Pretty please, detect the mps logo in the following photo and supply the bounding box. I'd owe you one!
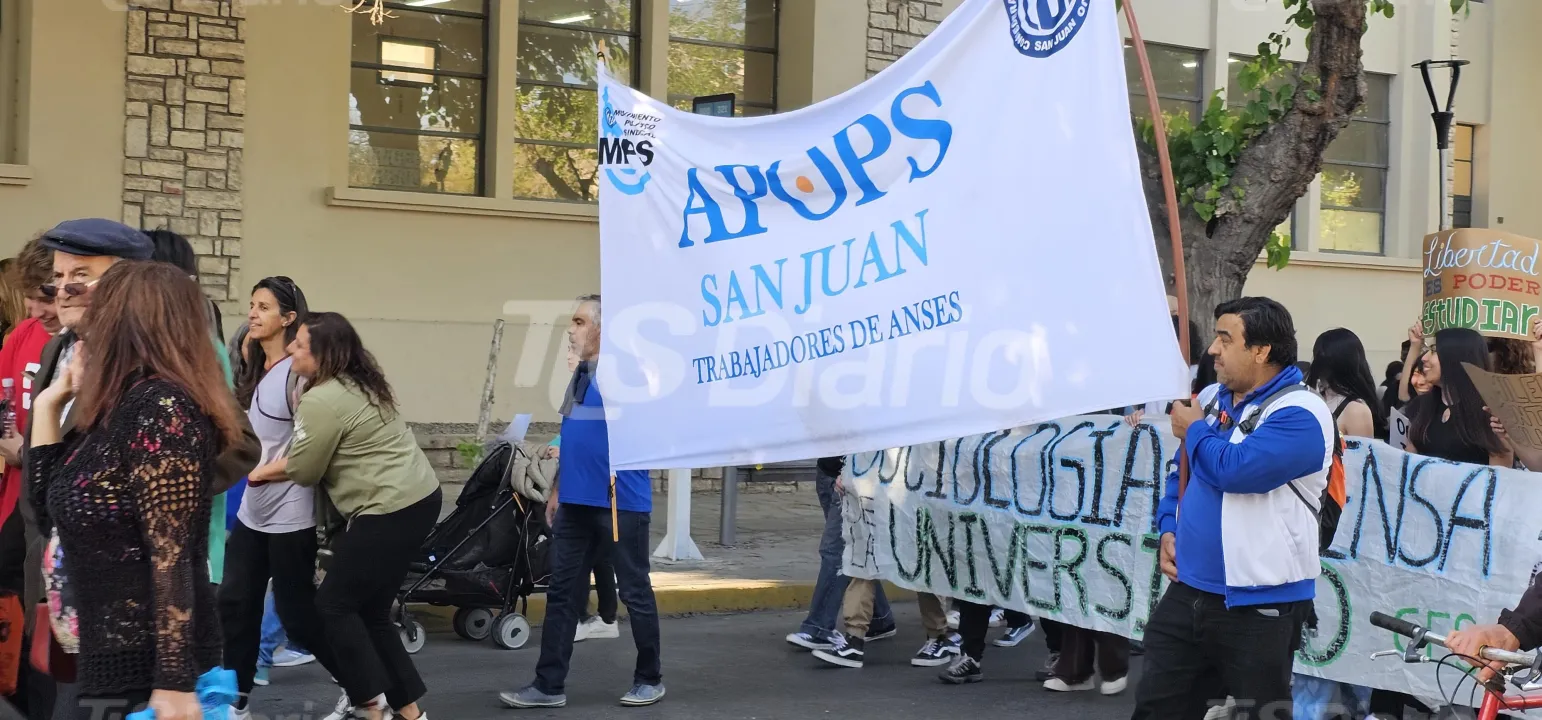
[600,87,654,196]
[1003,0,1090,58]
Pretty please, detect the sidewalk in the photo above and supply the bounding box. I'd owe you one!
[416,483,914,628]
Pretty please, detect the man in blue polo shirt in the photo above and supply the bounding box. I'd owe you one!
[502,294,664,710]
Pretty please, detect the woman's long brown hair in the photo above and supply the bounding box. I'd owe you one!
[75,261,243,446]
[301,312,397,415]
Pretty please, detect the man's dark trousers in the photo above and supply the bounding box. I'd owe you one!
[534,504,662,695]
[1131,582,1306,720]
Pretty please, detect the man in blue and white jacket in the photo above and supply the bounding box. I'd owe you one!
[1131,297,1335,720]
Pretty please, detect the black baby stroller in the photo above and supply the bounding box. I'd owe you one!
[394,441,552,652]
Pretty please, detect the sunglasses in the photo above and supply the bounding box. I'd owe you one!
[39,277,101,299]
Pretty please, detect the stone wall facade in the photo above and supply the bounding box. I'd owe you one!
[122,0,245,301]
[866,0,946,78]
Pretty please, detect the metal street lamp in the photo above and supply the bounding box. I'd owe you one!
[1413,59,1471,231]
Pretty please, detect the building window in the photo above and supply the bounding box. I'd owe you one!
[348,1,489,196]
[1225,56,1296,248]
[0,0,16,164]
[513,0,641,202]
[378,38,438,87]
[1453,123,1476,229]
[1125,42,1204,126]
[667,0,778,117]
[1319,74,1391,254]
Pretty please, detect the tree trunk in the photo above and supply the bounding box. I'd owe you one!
[1139,0,1371,345]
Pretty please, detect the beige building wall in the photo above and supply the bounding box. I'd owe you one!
[241,3,594,425]
[0,0,125,238]
[1,0,1537,425]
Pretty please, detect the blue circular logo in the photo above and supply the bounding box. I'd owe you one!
[1003,0,1090,58]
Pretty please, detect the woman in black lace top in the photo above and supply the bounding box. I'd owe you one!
[29,262,243,720]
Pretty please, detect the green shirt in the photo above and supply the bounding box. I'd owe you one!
[287,379,437,519]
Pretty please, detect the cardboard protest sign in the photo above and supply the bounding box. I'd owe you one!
[1387,406,1410,451]
[1422,229,1542,340]
[1465,362,1542,452]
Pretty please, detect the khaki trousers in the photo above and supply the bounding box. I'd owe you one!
[840,579,947,638]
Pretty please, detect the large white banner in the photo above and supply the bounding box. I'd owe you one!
[595,0,1188,470]
[843,418,1539,702]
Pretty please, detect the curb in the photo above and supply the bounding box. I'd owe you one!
[409,581,918,630]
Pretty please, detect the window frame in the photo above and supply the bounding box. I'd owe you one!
[666,0,780,116]
[1125,40,1205,126]
[1453,122,1476,229]
[375,35,441,89]
[347,0,491,196]
[511,1,643,202]
[1318,72,1392,256]
[0,0,17,165]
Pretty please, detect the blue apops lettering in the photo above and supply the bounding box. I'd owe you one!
[833,114,892,207]
[891,81,951,181]
[677,81,952,248]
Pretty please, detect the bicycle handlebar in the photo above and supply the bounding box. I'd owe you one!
[1370,611,1536,668]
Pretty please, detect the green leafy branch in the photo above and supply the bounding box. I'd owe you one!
[1131,0,1466,269]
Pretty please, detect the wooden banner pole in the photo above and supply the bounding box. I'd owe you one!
[1124,0,1195,497]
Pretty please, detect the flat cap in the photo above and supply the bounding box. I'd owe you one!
[39,218,153,261]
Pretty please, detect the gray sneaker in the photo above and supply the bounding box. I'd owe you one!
[619,683,666,707]
[500,685,567,709]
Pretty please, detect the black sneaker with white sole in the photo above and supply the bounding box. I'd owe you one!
[991,622,1036,647]
[865,623,898,641]
[911,634,961,667]
[785,631,834,651]
[812,633,865,668]
[938,655,983,684]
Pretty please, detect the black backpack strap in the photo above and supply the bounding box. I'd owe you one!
[1286,479,1321,518]
[1332,397,1353,421]
[1237,384,1309,435]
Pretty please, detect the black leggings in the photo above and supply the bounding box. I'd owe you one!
[316,490,441,709]
[219,522,341,700]
[955,602,1031,661]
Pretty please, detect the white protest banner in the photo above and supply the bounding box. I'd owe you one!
[594,0,1188,471]
[843,418,1541,702]
[1388,406,1410,452]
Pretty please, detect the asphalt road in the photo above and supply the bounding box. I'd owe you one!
[247,607,1143,720]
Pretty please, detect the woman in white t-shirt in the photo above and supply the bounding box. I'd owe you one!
[218,277,342,712]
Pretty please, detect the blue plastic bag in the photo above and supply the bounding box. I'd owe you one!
[126,667,239,720]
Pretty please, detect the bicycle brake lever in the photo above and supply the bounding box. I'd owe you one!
[1370,650,1402,661]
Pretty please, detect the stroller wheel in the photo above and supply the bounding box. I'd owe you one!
[492,613,532,650]
[399,619,427,654]
[453,607,496,642]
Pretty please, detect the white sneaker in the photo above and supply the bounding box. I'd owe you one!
[272,648,317,667]
[574,616,621,642]
[946,610,961,629]
[1100,676,1128,695]
[321,691,353,720]
[228,706,251,720]
[586,617,620,640]
[988,608,1006,627]
[1043,677,1096,692]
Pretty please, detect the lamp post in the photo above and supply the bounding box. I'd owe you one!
[1413,59,1470,231]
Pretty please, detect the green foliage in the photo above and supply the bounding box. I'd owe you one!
[457,439,484,469]
[1136,0,1468,270]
